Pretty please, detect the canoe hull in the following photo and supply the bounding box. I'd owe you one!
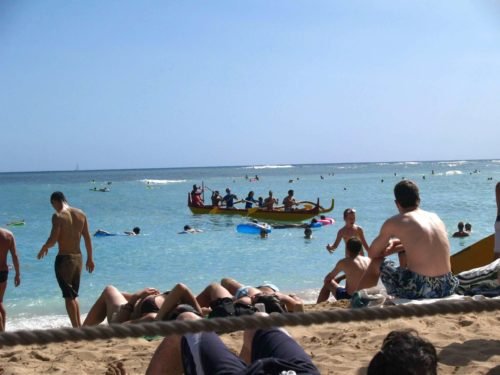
[451,234,495,274]
[188,198,335,222]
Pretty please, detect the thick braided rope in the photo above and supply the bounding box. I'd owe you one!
[1,298,499,347]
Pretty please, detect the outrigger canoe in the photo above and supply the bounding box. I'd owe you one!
[451,234,495,274]
[188,194,334,222]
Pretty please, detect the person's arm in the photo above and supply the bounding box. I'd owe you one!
[82,217,95,273]
[326,230,343,253]
[123,288,161,323]
[155,283,202,320]
[357,227,371,252]
[37,214,61,259]
[324,262,343,284]
[368,220,394,259]
[9,235,20,287]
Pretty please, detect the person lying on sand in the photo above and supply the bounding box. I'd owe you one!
[317,237,370,303]
[356,180,459,299]
[146,311,320,375]
[83,283,202,325]
[220,277,304,312]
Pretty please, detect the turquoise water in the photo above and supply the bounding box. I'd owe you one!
[1,160,499,331]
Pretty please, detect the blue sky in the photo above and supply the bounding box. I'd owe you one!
[1,1,499,172]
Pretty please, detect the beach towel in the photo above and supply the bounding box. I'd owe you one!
[455,259,500,297]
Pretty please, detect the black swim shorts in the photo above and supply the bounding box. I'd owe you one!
[55,254,82,299]
[208,297,257,318]
[0,270,8,283]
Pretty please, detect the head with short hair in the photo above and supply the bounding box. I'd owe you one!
[268,190,273,196]
[248,191,254,197]
[394,180,420,209]
[225,188,230,194]
[343,208,356,220]
[50,191,67,204]
[288,189,294,196]
[367,329,437,375]
[465,223,472,231]
[184,225,192,231]
[304,227,312,238]
[346,237,362,255]
[133,227,140,234]
[457,221,464,231]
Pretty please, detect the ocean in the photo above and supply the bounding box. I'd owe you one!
[1,160,499,331]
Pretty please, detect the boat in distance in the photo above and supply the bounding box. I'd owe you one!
[188,195,335,222]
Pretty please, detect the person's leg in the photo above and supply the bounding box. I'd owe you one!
[65,297,81,328]
[180,312,246,374]
[83,285,127,326]
[220,277,243,295]
[0,281,6,332]
[244,326,320,374]
[146,334,183,375]
[196,283,233,308]
[316,284,331,303]
[356,257,384,291]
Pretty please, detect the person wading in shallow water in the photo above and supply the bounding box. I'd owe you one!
[37,191,95,328]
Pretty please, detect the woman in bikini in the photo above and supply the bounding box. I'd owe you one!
[83,283,202,325]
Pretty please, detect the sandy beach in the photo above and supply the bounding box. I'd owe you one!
[1,301,499,375]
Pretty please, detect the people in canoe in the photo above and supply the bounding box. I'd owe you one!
[190,185,204,208]
[244,191,259,209]
[210,190,222,207]
[282,189,302,211]
[221,188,238,208]
[263,190,279,210]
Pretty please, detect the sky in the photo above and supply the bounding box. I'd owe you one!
[1,1,499,172]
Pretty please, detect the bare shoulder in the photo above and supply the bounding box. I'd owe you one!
[69,207,86,218]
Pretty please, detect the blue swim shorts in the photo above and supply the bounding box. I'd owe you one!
[380,260,459,299]
[335,287,351,300]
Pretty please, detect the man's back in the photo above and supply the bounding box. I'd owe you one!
[0,228,14,270]
[342,255,370,294]
[55,207,86,254]
[389,208,451,277]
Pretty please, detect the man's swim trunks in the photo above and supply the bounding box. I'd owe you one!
[0,270,8,283]
[380,259,459,299]
[335,287,351,300]
[55,254,82,299]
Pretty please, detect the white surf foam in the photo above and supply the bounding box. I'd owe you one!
[445,170,464,176]
[243,165,294,170]
[140,179,186,185]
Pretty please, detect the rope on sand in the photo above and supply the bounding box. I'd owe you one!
[1,298,499,347]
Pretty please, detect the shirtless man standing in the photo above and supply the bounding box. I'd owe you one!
[326,208,369,256]
[317,237,369,303]
[495,182,500,259]
[37,192,95,327]
[0,228,21,331]
[357,180,458,299]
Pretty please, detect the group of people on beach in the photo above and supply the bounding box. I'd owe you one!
[191,184,307,211]
[1,181,499,374]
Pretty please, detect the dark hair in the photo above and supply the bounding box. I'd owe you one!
[457,222,464,230]
[304,228,312,235]
[133,227,140,234]
[367,329,437,375]
[50,191,67,203]
[184,225,191,231]
[394,180,420,208]
[346,237,362,254]
[288,189,294,195]
[343,208,355,219]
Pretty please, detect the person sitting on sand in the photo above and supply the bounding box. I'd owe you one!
[317,237,370,303]
[263,190,278,210]
[356,180,459,299]
[124,227,140,236]
[452,222,469,238]
[220,277,304,313]
[326,208,369,256]
[179,225,203,234]
[83,283,202,325]
[367,329,437,375]
[146,311,320,375]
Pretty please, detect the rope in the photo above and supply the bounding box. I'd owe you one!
[1,298,499,347]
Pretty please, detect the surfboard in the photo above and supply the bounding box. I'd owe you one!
[451,234,495,274]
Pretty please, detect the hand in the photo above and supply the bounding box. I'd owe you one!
[140,288,159,298]
[326,244,334,253]
[86,258,95,273]
[37,245,48,259]
[14,274,20,287]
